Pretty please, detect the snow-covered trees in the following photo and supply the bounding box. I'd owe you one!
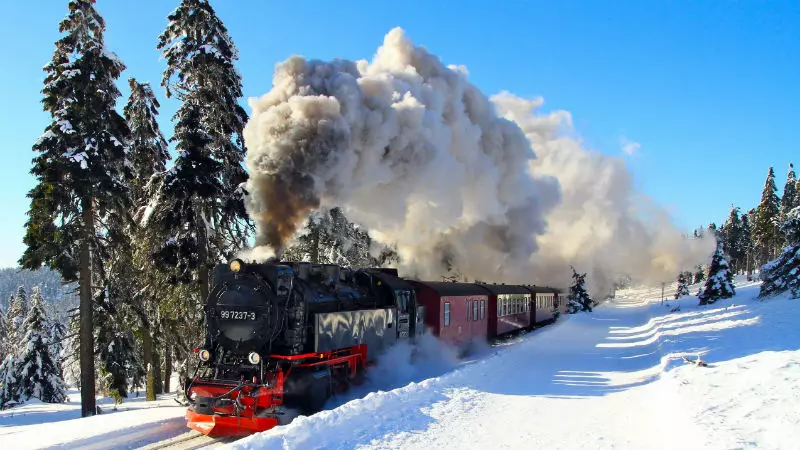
[7,286,28,338]
[567,267,594,313]
[282,207,399,268]
[0,355,21,408]
[721,206,747,274]
[781,164,797,217]
[19,0,130,417]
[759,207,800,299]
[698,241,736,305]
[16,287,68,404]
[149,0,251,302]
[752,167,782,267]
[674,272,690,299]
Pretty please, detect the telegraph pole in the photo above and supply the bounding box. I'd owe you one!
[661,282,665,305]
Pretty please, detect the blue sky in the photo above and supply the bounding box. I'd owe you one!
[0,0,798,268]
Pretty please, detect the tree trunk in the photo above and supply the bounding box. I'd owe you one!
[198,265,209,306]
[79,198,97,417]
[142,328,156,401]
[163,344,172,393]
[153,348,163,394]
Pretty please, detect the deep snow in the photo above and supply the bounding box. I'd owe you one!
[228,278,800,450]
[2,277,799,449]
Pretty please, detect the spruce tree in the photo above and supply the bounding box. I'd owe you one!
[151,0,251,302]
[0,355,21,408]
[0,303,8,362]
[722,206,745,274]
[19,0,130,417]
[123,77,171,401]
[759,207,800,298]
[123,78,170,204]
[698,241,736,305]
[782,163,797,217]
[17,287,68,404]
[567,267,594,313]
[674,272,690,299]
[752,167,782,267]
[743,208,756,278]
[49,320,67,379]
[7,286,28,338]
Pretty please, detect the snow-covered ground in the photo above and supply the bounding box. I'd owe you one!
[229,277,800,450]
[0,383,187,449]
[2,277,799,449]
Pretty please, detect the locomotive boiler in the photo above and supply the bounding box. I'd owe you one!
[184,258,425,437]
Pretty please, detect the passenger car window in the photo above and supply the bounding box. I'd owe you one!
[444,302,451,327]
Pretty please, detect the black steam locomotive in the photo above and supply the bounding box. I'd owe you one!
[185,259,425,437]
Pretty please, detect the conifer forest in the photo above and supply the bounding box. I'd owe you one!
[2,0,800,422]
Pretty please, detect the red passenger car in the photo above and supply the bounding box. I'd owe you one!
[409,281,488,352]
[526,286,561,325]
[476,284,532,338]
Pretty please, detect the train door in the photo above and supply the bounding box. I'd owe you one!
[394,289,417,340]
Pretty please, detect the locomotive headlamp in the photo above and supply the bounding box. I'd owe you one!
[198,349,211,362]
[230,259,242,272]
[248,352,261,365]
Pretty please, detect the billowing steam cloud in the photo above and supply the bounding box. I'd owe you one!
[492,93,715,294]
[242,27,713,295]
[243,27,560,273]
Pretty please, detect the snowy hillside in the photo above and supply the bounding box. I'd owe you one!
[1,278,799,449]
[229,278,800,450]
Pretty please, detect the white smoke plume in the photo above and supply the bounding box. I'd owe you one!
[491,93,716,294]
[242,27,713,296]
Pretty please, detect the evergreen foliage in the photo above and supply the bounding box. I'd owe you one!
[149,0,251,298]
[698,241,736,305]
[19,0,131,417]
[674,272,690,299]
[721,206,747,274]
[782,163,797,217]
[759,207,800,299]
[0,355,21,408]
[16,287,68,404]
[752,167,782,267]
[567,267,594,313]
[7,286,28,337]
[282,207,399,267]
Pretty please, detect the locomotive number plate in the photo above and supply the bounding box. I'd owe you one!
[220,310,256,321]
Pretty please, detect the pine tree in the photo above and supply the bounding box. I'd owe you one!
[752,167,782,267]
[698,240,736,305]
[759,207,800,298]
[743,208,756,278]
[0,303,8,362]
[0,355,21,408]
[17,287,68,404]
[782,163,797,216]
[674,272,690,299]
[123,77,171,401]
[124,78,170,204]
[150,0,251,302]
[7,286,28,338]
[567,267,594,313]
[722,206,745,274]
[19,0,130,417]
[49,320,67,379]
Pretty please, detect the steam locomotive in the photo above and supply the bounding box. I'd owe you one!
[184,258,563,437]
[184,258,425,437]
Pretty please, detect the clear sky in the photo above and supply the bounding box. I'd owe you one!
[0,0,798,268]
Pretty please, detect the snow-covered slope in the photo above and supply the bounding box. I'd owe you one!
[2,279,798,449]
[0,386,186,449]
[228,279,800,450]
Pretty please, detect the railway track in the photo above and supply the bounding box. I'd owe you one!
[139,431,241,450]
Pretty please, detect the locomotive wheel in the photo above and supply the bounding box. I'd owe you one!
[283,367,331,416]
